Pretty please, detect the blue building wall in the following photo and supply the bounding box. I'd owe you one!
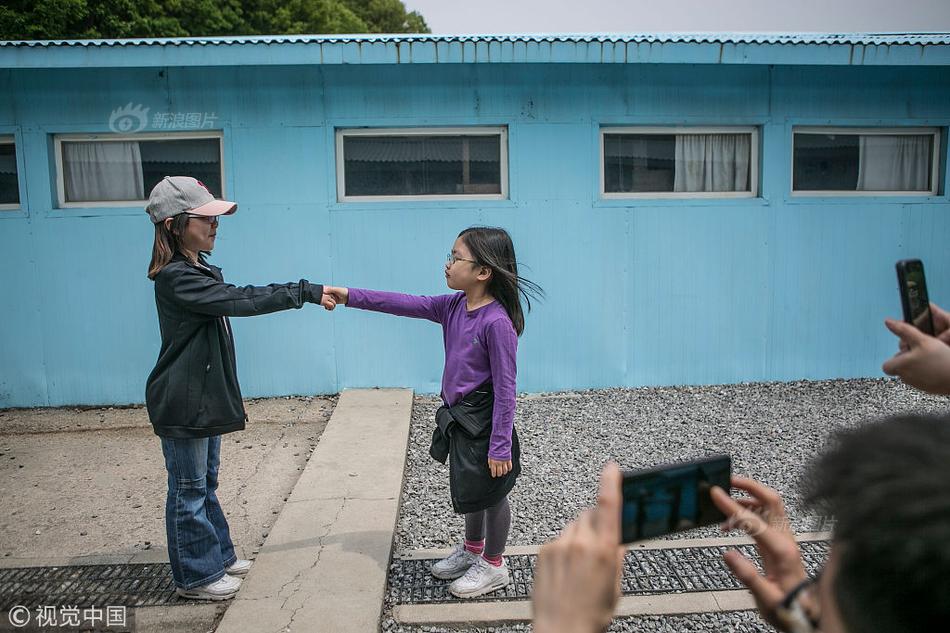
[1,59,949,407]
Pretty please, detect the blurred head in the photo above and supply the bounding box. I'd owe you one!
[448,227,544,336]
[803,413,950,633]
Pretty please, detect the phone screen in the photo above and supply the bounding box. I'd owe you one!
[897,260,935,336]
[620,455,731,544]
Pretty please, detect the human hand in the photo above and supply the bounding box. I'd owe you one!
[320,293,337,311]
[324,285,349,306]
[488,458,512,478]
[710,482,809,631]
[931,303,950,343]
[726,476,793,581]
[533,462,625,633]
[897,303,950,352]
[883,318,950,395]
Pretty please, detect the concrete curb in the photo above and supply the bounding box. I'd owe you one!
[214,389,413,633]
[393,590,757,626]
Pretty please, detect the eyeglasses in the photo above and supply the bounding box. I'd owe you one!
[188,214,219,225]
[446,252,478,266]
[776,569,822,632]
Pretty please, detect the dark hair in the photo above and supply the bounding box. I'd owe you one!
[147,214,209,279]
[458,226,544,336]
[802,413,950,633]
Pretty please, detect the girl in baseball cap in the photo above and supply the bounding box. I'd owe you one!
[144,176,335,600]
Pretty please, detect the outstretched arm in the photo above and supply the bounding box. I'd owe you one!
[324,285,452,324]
[159,266,332,317]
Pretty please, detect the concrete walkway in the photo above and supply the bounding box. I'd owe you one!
[215,389,413,633]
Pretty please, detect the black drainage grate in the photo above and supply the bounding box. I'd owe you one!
[389,540,830,604]
[0,563,192,610]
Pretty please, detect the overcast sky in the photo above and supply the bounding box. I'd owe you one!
[403,0,950,35]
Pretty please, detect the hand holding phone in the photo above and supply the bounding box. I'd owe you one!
[896,259,935,336]
[620,455,731,544]
[534,463,625,633]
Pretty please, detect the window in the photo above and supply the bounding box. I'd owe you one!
[792,127,940,195]
[337,127,508,201]
[602,127,758,198]
[0,137,19,209]
[54,132,224,207]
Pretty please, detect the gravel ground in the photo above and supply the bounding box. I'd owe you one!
[394,378,947,550]
[382,378,948,632]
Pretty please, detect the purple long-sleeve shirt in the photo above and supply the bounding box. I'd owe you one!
[347,288,518,461]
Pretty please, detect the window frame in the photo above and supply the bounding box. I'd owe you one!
[53,130,226,208]
[335,126,509,203]
[790,126,941,197]
[0,135,20,211]
[599,126,760,200]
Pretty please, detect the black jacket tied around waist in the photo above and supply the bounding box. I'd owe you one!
[429,382,521,514]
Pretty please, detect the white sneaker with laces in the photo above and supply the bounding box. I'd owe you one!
[448,557,510,598]
[175,573,242,601]
[226,559,253,578]
[430,544,480,580]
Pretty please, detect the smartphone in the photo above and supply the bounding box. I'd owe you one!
[620,455,731,544]
[896,259,935,336]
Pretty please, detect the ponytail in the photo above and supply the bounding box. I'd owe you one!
[147,214,190,279]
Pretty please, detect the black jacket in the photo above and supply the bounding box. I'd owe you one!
[146,253,324,439]
[430,382,521,514]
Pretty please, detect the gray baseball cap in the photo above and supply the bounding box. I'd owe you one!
[146,176,237,224]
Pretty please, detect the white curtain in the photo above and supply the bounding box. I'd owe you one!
[674,134,751,192]
[63,141,144,202]
[857,135,931,191]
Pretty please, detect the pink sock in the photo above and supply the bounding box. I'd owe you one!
[482,553,503,567]
[464,539,484,555]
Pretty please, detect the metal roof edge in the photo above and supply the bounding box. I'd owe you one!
[2,32,950,47]
[1,32,949,68]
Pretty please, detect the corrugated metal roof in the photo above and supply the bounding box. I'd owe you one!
[2,32,949,48]
[3,32,948,69]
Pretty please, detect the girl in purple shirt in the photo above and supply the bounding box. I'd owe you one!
[325,227,542,598]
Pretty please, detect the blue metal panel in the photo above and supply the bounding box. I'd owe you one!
[328,208,465,394]
[24,215,156,405]
[0,220,48,406]
[763,204,936,381]
[212,204,337,398]
[626,206,771,386]
[1,60,950,406]
[770,65,950,120]
[486,204,629,392]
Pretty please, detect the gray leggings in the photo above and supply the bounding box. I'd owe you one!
[464,496,511,558]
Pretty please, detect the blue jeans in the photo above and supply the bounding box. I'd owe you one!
[160,435,237,589]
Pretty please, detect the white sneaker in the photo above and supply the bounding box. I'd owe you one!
[448,557,510,598]
[175,574,242,601]
[430,544,480,580]
[226,559,253,578]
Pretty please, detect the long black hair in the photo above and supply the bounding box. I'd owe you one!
[458,227,544,336]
